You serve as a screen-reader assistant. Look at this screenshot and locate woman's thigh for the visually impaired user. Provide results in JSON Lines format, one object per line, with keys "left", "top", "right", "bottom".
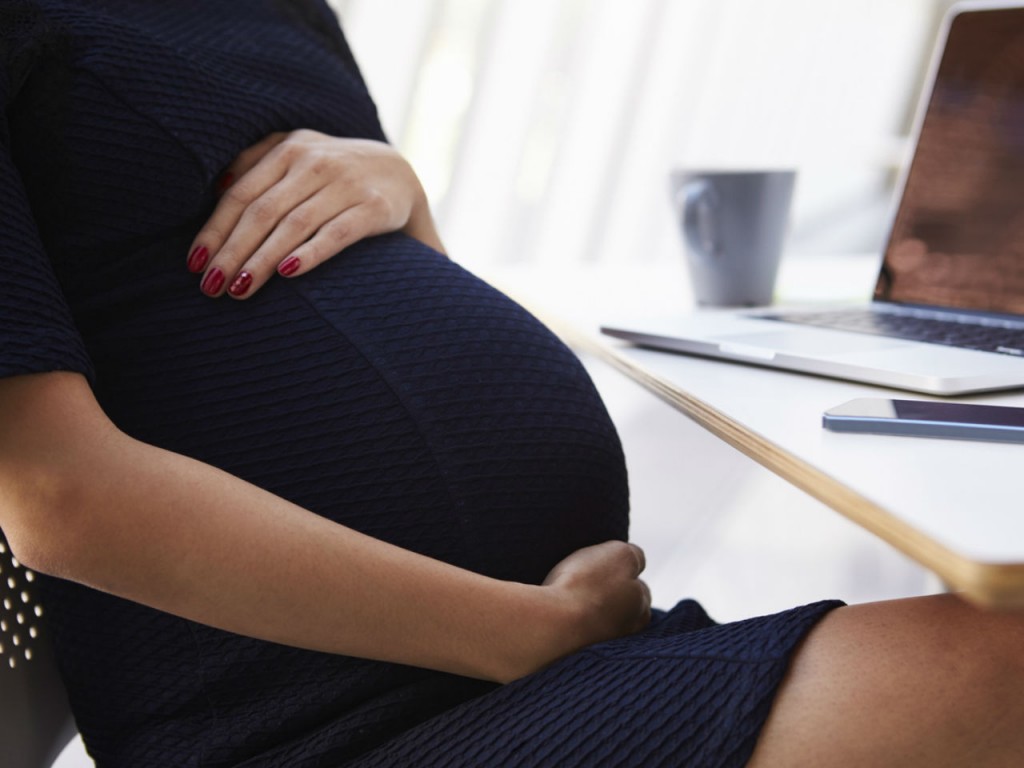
{"left": 747, "top": 593, "right": 1024, "bottom": 768}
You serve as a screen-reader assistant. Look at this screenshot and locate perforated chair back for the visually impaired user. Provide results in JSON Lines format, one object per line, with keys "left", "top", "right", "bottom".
{"left": 0, "top": 531, "right": 78, "bottom": 768}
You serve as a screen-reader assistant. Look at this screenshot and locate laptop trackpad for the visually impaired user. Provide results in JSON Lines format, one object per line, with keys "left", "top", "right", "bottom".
{"left": 712, "top": 330, "right": 908, "bottom": 359}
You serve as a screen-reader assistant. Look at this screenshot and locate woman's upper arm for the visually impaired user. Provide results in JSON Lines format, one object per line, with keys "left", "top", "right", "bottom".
{"left": 1, "top": 45, "right": 101, "bottom": 560}
{"left": 0, "top": 372, "right": 112, "bottom": 571}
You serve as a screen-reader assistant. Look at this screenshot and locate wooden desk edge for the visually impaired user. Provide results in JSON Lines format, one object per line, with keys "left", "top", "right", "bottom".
{"left": 551, "top": 317, "right": 1024, "bottom": 610}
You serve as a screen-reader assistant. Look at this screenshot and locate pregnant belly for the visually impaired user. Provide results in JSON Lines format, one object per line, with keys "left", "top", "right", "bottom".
{"left": 78, "top": 233, "right": 628, "bottom": 583}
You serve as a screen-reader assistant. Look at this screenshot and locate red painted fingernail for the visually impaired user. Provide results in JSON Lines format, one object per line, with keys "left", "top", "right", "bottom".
{"left": 216, "top": 172, "right": 235, "bottom": 193}
{"left": 278, "top": 256, "right": 301, "bottom": 277}
{"left": 201, "top": 267, "right": 225, "bottom": 296}
{"left": 187, "top": 245, "right": 209, "bottom": 273}
{"left": 228, "top": 271, "right": 253, "bottom": 297}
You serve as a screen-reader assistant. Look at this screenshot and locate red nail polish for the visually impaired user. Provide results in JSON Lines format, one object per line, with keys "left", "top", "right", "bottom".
{"left": 187, "top": 246, "right": 209, "bottom": 273}
{"left": 228, "top": 271, "right": 253, "bottom": 297}
{"left": 278, "top": 256, "right": 301, "bottom": 277}
{"left": 201, "top": 267, "right": 225, "bottom": 296}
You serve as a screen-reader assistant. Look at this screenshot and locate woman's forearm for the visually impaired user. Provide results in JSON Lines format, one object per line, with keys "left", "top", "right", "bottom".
{"left": 0, "top": 372, "right": 578, "bottom": 682}
{"left": 61, "top": 436, "right": 563, "bottom": 680}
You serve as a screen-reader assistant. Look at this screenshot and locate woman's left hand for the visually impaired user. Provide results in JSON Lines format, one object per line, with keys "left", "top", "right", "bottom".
{"left": 186, "top": 130, "right": 445, "bottom": 298}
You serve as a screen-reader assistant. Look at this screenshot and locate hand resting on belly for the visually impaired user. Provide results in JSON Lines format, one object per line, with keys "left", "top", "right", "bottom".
{"left": 185, "top": 129, "right": 447, "bottom": 299}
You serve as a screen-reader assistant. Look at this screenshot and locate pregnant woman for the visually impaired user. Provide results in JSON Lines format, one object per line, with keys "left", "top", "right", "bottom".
{"left": 2, "top": 2, "right": 1023, "bottom": 767}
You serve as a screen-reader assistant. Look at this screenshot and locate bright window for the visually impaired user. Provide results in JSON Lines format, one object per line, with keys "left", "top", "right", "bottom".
{"left": 332, "top": 0, "right": 955, "bottom": 270}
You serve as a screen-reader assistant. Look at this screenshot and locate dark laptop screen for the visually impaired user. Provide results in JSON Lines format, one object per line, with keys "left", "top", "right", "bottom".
{"left": 876, "top": 7, "right": 1024, "bottom": 315}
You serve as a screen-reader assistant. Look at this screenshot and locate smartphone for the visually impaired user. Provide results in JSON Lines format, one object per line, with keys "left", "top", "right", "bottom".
{"left": 822, "top": 398, "right": 1024, "bottom": 443}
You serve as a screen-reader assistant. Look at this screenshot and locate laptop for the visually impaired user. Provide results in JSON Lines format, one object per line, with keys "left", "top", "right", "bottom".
{"left": 602, "top": 0, "right": 1024, "bottom": 396}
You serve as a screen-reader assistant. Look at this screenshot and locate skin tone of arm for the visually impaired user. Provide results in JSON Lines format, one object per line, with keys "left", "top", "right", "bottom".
{"left": 0, "top": 371, "right": 651, "bottom": 684}
{"left": 185, "top": 130, "right": 445, "bottom": 299}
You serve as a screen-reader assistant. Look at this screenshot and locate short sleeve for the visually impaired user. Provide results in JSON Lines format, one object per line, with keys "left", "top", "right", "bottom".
{"left": 286, "top": 1, "right": 388, "bottom": 137}
{"left": 289, "top": 1, "right": 366, "bottom": 78}
{"left": 0, "top": 25, "right": 93, "bottom": 382}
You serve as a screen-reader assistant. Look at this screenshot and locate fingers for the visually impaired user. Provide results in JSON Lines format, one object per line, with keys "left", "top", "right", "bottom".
{"left": 591, "top": 541, "right": 653, "bottom": 634}
{"left": 187, "top": 145, "right": 296, "bottom": 292}
{"left": 621, "top": 542, "right": 652, "bottom": 630}
{"left": 611, "top": 542, "right": 652, "bottom": 631}
{"left": 200, "top": 188, "right": 386, "bottom": 298}
{"left": 628, "top": 542, "right": 646, "bottom": 577}
{"left": 216, "top": 132, "right": 288, "bottom": 192}
{"left": 270, "top": 199, "right": 391, "bottom": 280}
{"left": 188, "top": 132, "right": 420, "bottom": 299}
{"left": 538, "top": 540, "right": 653, "bottom": 650}
{"left": 206, "top": 183, "right": 337, "bottom": 298}
{"left": 600, "top": 540, "right": 647, "bottom": 578}
{"left": 557, "top": 540, "right": 647, "bottom": 580}
{"left": 636, "top": 578, "right": 653, "bottom": 630}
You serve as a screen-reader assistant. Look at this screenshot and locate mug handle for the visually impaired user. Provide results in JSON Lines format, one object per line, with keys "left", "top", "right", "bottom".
{"left": 678, "top": 179, "right": 719, "bottom": 262}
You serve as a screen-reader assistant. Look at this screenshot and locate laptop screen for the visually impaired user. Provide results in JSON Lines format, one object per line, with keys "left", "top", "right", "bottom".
{"left": 876, "top": 7, "right": 1024, "bottom": 316}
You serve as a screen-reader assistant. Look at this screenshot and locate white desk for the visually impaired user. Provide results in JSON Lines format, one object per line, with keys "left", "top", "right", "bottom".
{"left": 488, "top": 256, "right": 1024, "bottom": 609}
{"left": 585, "top": 340, "right": 1024, "bottom": 609}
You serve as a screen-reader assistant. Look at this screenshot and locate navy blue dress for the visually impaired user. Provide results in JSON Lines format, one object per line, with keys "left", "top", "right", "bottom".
{"left": 0, "top": 2, "right": 841, "bottom": 766}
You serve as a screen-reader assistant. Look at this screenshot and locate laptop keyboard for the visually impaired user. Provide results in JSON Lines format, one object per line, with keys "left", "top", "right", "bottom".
{"left": 759, "top": 308, "right": 1024, "bottom": 356}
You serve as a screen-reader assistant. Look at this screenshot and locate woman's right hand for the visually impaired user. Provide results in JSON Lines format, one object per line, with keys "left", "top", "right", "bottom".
{"left": 505, "top": 541, "right": 651, "bottom": 682}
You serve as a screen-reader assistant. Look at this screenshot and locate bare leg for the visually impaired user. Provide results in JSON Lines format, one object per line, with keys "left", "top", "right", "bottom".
{"left": 747, "top": 594, "right": 1024, "bottom": 767}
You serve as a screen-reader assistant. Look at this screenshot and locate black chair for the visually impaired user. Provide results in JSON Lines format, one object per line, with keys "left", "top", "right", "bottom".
{"left": 0, "top": 532, "right": 80, "bottom": 768}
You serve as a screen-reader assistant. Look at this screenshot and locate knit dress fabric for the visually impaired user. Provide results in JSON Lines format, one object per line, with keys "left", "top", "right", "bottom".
{"left": 0, "top": 2, "right": 842, "bottom": 766}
